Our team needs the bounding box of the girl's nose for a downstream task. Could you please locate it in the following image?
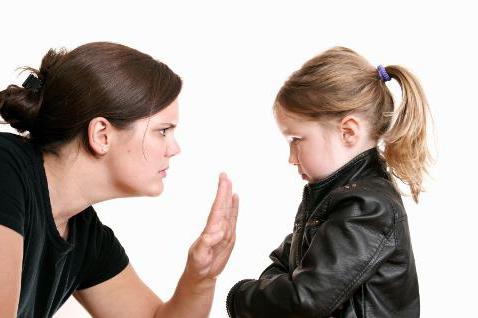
[288,147,299,165]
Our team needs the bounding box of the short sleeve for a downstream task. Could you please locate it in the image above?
[0,147,26,236]
[77,211,129,290]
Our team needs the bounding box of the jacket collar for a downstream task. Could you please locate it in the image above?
[302,147,390,211]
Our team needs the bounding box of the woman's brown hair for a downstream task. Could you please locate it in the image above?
[0,41,182,156]
[274,46,433,203]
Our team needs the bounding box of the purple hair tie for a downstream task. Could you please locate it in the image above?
[377,65,391,82]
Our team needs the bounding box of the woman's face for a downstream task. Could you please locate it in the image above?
[107,99,181,197]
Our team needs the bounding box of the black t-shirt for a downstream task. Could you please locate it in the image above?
[0,132,130,317]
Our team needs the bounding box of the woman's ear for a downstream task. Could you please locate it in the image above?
[87,117,111,155]
[339,115,360,147]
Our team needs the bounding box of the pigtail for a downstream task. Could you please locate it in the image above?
[381,65,433,203]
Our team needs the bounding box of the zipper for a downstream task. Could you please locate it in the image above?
[295,184,311,266]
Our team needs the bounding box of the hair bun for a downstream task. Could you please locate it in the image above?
[0,84,42,133]
[0,48,66,134]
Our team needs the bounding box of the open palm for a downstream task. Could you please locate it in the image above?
[186,173,239,280]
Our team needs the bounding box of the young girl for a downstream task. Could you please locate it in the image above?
[226,47,431,318]
[0,42,239,317]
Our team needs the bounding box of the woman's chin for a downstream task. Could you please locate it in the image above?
[145,185,164,197]
[127,181,164,197]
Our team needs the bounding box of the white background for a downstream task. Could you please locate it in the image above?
[1,1,476,317]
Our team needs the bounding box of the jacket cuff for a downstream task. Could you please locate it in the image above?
[226,279,254,317]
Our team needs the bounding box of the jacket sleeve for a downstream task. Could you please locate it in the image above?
[258,233,292,279]
[227,190,396,318]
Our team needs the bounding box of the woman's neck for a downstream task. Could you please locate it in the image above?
[42,145,118,229]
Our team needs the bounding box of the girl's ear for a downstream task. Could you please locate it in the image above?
[339,115,360,147]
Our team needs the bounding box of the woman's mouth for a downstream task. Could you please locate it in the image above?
[159,167,168,177]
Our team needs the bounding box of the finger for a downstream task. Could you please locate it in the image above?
[210,173,227,211]
[225,175,233,218]
[228,193,239,239]
[206,173,231,227]
[223,193,239,241]
[220,176,233,239]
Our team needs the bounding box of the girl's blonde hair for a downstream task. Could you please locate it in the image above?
[274,46,433,203]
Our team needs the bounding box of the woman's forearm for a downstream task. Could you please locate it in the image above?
[154,174,238,318]
[154,273,216,318]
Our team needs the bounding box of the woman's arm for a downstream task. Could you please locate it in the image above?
[0,224,23,318]
[155,172,239,317]
[75,173,239,318]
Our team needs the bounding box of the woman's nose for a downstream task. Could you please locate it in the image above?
[166,138,181,157]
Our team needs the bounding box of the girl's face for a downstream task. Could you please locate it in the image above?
[275,107,351,183]
[107,99,181,197]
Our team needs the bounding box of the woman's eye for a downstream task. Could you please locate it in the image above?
[290,137,302,144]
[159,128,170,137]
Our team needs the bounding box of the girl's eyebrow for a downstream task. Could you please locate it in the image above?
[279,127,291,134]
[282,128,299,136]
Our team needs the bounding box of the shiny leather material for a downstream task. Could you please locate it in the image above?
[227,147,419,317]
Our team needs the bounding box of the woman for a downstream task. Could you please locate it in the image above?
[0,42,239,317]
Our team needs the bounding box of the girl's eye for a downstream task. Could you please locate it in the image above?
[290,137,302,144]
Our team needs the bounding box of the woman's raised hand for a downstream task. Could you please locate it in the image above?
[185,172,239,282]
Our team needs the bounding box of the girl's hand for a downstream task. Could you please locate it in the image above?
[185,172,239,283]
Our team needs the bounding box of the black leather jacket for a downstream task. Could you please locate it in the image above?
[227,147,419,317]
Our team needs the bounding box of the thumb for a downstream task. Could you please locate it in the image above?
[201,230,225,248]
[189,230,225,264]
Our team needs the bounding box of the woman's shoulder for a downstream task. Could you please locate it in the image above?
[74,206,111,235]
[0,132,34,163]
[0,131,29,145]
[0,133,37,236]
[74,206,99,226]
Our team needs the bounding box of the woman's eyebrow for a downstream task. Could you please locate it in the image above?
[157,122,177,128]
